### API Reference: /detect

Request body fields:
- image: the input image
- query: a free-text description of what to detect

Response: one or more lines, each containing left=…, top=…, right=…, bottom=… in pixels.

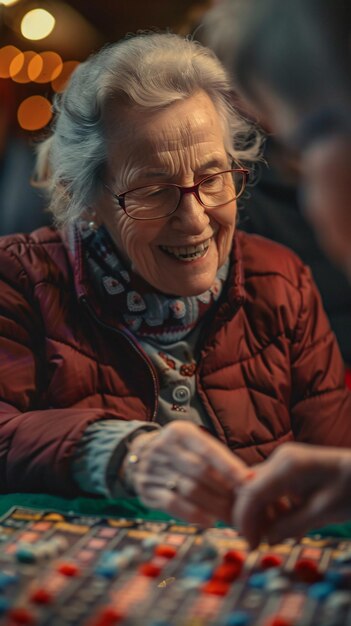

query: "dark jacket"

left=0, top=227, right=350, bottom=496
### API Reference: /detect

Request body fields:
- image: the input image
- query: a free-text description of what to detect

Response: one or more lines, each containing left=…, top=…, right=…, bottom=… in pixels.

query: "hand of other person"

left=233, top=443, right=351, bottom=549
left=120, top=421, right=249, bottom=526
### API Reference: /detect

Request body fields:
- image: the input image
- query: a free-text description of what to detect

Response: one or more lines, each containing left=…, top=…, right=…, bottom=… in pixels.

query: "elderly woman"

left=0, top=32, right=350, bottom=526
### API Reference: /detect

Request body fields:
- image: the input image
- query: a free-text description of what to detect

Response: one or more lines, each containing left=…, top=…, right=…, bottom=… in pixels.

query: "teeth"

left=161, top=239, right=211, bottom=261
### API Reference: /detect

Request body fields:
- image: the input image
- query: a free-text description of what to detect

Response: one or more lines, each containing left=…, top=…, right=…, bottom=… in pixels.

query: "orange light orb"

left=10, top=50, right=40, bottom=83
left=17, top=95, right=53, bottom=131
left=29, top=51, right=62, bottom=83
left=0, top=45, right=23, bottom=79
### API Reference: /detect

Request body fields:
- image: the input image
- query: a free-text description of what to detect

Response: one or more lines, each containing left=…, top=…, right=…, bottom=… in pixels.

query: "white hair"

left=35, top=31, right=261, bottom=226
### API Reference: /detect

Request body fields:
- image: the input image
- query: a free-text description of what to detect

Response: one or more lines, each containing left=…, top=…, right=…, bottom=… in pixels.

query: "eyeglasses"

left=104, top=168, right=249, bottom=221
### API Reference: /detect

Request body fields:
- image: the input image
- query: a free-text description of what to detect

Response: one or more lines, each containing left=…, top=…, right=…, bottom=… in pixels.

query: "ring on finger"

left=165, top=477, right=179, bottom=492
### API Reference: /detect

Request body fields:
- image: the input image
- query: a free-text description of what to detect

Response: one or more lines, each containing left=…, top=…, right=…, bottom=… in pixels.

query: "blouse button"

left=172, top=385, right=190, bottom=404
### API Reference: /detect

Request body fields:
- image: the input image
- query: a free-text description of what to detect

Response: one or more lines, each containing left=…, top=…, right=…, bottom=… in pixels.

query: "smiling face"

left=96, top=90, right=237, bottom=296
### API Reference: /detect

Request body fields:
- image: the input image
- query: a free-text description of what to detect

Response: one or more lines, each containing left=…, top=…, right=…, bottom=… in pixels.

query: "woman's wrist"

left=119, top=429, right=160, bottom=494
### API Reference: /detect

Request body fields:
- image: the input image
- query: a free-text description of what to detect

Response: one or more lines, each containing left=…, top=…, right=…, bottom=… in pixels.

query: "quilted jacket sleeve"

left=290, top=262, right=351, bottom=445
left=0, top=244, right=126, bottom=496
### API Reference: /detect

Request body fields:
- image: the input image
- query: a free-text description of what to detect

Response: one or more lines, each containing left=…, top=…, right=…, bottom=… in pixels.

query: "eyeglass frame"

left=104, top=167, right=249, bottom=221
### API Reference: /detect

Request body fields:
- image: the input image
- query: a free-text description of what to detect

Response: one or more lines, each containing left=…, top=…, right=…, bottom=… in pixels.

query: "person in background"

left=229, top=0, right=351, bottom=279
left=0, top=32, right=350, bottom=527
left=196, top=0, right=351, bottom=368
left=0, top=79, right=51, bottom=234
left=204, top=0, right=351, bottom=543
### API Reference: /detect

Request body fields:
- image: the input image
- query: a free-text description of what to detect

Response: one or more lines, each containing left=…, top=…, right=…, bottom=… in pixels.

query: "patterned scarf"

left=79, top=221, right=229, bottom=345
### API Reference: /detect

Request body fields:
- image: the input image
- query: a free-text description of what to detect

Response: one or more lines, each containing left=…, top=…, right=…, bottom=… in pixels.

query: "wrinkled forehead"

left=103, top=90, right=226, bottom=154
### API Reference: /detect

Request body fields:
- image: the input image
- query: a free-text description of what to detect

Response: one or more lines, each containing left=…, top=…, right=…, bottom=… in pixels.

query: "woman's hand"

left=233, top=443, right=351, bottom=549
left=121, top=421, right=249, bottom=526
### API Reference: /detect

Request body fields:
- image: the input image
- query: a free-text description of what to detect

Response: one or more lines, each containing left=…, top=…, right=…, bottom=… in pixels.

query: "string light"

left=2, top=4, right=84, bottom=131
left=21, top=8, right=55, bottom=41
left=0, top=45, right=22, bottom=78
left=0, top=0, right=22, bottom=6
left=10, top=50, right=38, bottom=83
left=17, top=95, right=52, bottom=130
left=30, top=51, right=62, bottom=83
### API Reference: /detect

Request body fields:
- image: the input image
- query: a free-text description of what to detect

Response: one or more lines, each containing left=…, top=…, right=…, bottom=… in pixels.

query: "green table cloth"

left=0, top=493, right=350, bottom=538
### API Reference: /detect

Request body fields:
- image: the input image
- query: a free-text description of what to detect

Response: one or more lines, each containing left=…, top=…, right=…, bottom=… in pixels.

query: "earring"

left=87, top=210, right=98, bottom=231
left=88, top=219, right=98, bottom=231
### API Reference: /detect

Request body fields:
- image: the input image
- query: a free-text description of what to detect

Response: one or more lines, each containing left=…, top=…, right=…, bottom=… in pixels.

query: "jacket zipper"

left=195, top=297, right=244, bottom=444
left=80, top=297, right=159, bottom=422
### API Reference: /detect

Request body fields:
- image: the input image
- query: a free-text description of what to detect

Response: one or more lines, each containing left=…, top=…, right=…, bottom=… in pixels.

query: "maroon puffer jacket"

left=0, top=227, right=350, bottom=496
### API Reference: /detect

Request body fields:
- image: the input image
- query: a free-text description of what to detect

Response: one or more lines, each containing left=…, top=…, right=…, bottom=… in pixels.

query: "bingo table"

left=0, top=494, right=350, bottom=626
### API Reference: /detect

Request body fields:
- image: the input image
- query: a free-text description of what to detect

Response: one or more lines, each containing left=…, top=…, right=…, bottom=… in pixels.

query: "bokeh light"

left=10, top=50, right=39, bottom=83
left=0, top=0, right=21, bottom=5
left=17, top=95, right=53, bottom=131
left=51, top=60, right=79, bottom=92
left=27, top=54, right=43, bottom=81
left=0, top=45, right=22, bottom=78
left=21, top=9, right=56, bottom=41
left=29, top=51, right=62, bottom=83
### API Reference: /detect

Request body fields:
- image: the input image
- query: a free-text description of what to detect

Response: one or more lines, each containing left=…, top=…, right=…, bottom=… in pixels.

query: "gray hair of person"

left=35, top=31, right=261, bottom=227
left=228, top=0, right=351, bottom=131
